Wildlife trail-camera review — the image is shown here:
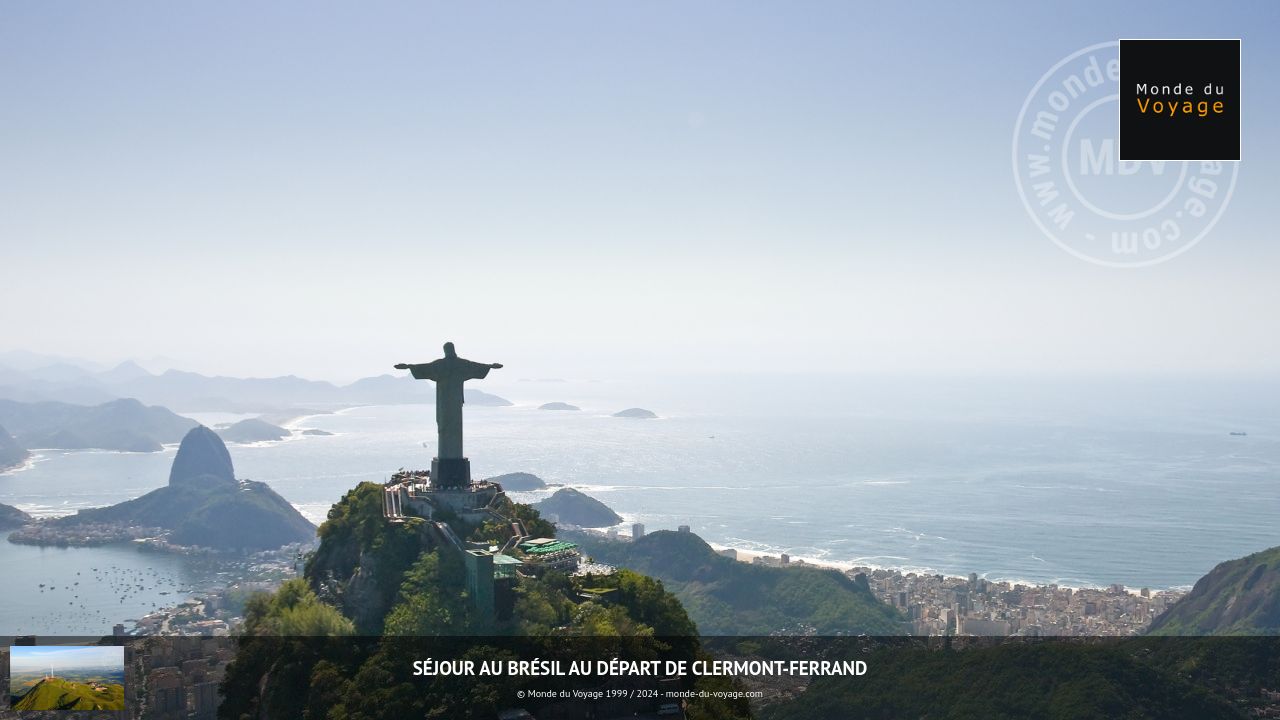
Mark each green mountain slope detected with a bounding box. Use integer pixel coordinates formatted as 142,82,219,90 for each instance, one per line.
217,418,291,443
1148,545,1280,635
220,481,751,720
571,529,905,635
12,677,125,711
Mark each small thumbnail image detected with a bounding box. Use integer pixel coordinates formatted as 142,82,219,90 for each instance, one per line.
7,646,125,712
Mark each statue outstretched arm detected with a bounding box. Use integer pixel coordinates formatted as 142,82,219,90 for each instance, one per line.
395,362,438,380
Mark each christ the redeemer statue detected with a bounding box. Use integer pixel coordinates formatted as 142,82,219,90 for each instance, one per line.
395,342,502,488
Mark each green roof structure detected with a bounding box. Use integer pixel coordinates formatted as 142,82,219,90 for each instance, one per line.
519,540,579,555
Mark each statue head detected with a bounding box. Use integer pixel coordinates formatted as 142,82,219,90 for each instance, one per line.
443,342,457,358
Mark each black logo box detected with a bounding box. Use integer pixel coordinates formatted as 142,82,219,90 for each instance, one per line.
1119,39,1241,161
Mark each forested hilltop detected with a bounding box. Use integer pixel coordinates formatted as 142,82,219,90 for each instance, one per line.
218,482,751,720
216,482,1280,719
570,529,904,636
1148,544,1280,636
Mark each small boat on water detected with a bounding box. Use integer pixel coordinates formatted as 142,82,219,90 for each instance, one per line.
1229,431,1248,436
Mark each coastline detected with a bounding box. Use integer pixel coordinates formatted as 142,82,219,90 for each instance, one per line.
5,447,1198,596
264,403,376,436
593,516,1193,596
268,408,339,431
571,524,1186,635
0,452,40,476
702,539,1189,597
0,403,1211,635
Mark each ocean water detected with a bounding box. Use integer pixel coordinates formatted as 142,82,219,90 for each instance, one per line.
1,373,1278,634
0,530,231,636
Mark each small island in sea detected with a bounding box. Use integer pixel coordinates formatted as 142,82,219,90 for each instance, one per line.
487,471,547,490
539,401,581,411
534,487,622,527
216,417,291,443
613,407,658,419
8,425,314,552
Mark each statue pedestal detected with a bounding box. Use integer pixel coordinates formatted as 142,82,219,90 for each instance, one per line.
431,457,471,489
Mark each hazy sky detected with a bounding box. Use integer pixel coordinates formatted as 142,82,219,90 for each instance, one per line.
2,2,1277,382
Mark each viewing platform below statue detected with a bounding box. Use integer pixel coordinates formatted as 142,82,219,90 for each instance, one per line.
382,468,505,525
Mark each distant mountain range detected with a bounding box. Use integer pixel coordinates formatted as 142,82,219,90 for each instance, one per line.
24,426,315,552
0,398,196,452
0,353,513,453
1148,544,1280,635
0,353,512,412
